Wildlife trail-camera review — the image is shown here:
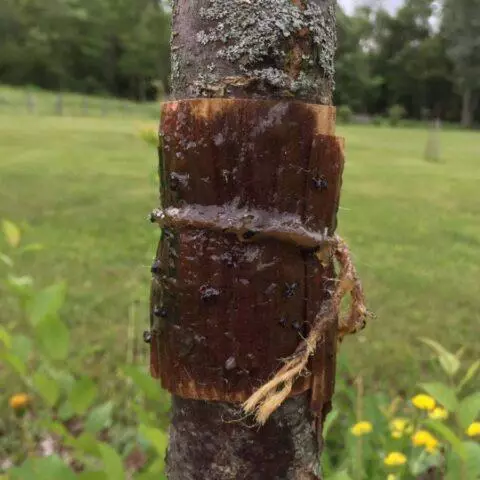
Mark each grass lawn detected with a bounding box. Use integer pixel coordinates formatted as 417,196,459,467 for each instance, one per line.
0,98,479,404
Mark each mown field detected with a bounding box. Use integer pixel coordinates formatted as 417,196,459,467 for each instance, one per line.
1,88,479,409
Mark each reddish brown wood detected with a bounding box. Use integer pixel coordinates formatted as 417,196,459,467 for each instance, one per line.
150,99,344,404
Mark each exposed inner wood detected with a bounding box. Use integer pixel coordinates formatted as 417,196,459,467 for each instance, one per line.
151,99,343,405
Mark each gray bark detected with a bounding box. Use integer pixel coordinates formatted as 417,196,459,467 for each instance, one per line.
461,88,473,128
461,88,479,128
165,1,337,479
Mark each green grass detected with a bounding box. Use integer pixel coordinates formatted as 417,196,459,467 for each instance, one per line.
0,90,479,399
337,125,480,389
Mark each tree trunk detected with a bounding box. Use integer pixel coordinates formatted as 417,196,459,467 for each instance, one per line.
461,88,473,128
152,1,338,478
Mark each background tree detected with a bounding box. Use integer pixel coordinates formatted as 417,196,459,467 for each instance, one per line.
443,0,480,127
0,0,171,99
335,6,383,113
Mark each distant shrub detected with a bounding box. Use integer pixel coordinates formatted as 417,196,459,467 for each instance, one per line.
372,115,386,126
388,104,406,127
337,105,353,124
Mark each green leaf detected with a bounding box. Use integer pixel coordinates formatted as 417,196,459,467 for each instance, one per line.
326,471,354,480
146,458,166,475
123,366,163,402
0,252,13,267
98,442,125,480
410,449,443,476
47,421,69,438
21,243,44,253
10,455,76,480
85,401,114,434
323,409,339,439
57,401,75,421
68,377,98,415
0,326,12,349
419,338,460,377
28,282,67,326
138,424,168,456
446,441,480,480
33,371,60,407
12,334,32,363
135,472,164,480
420,382,458,411
423,419,466,459
38,455,77,480
45,367,75,393
455,346,466,360
457,393,480,430
9,458,37,480
458,360,480,392
7,275,33,292
137,458,166,479
2,219,21,248
77,472,107,480
35,315,70,361
0,351,27,376
67,432,101,457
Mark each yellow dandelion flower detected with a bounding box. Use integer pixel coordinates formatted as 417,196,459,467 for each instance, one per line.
425,443,438,454
9,393,30,410
412,430,439,454
350,421,373,436
466,422,480,437
387,475,398,480
429,407,448,420
390,417,409,438
412,430,433,446
384,452,407,467
391,418,408,432
412,394,436,411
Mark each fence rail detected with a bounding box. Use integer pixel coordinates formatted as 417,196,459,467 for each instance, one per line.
0,88,159,119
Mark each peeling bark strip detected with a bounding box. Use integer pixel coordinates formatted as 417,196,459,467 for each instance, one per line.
154,1,338,478
151,98,344,405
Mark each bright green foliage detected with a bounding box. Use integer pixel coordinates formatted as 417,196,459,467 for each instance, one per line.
324,342,480,479
98,443,125,480
0,222,169,478
2,220,21,248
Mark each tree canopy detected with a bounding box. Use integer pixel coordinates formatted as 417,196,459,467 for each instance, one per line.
0,0,170,99
0,0,478,125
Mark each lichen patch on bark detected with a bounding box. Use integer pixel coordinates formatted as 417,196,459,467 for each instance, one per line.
171,0,336,103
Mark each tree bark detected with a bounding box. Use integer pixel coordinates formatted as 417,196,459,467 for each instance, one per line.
153,1,338,478
461,88,473,128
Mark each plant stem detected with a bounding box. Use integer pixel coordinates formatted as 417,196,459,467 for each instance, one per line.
356,376,364,480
